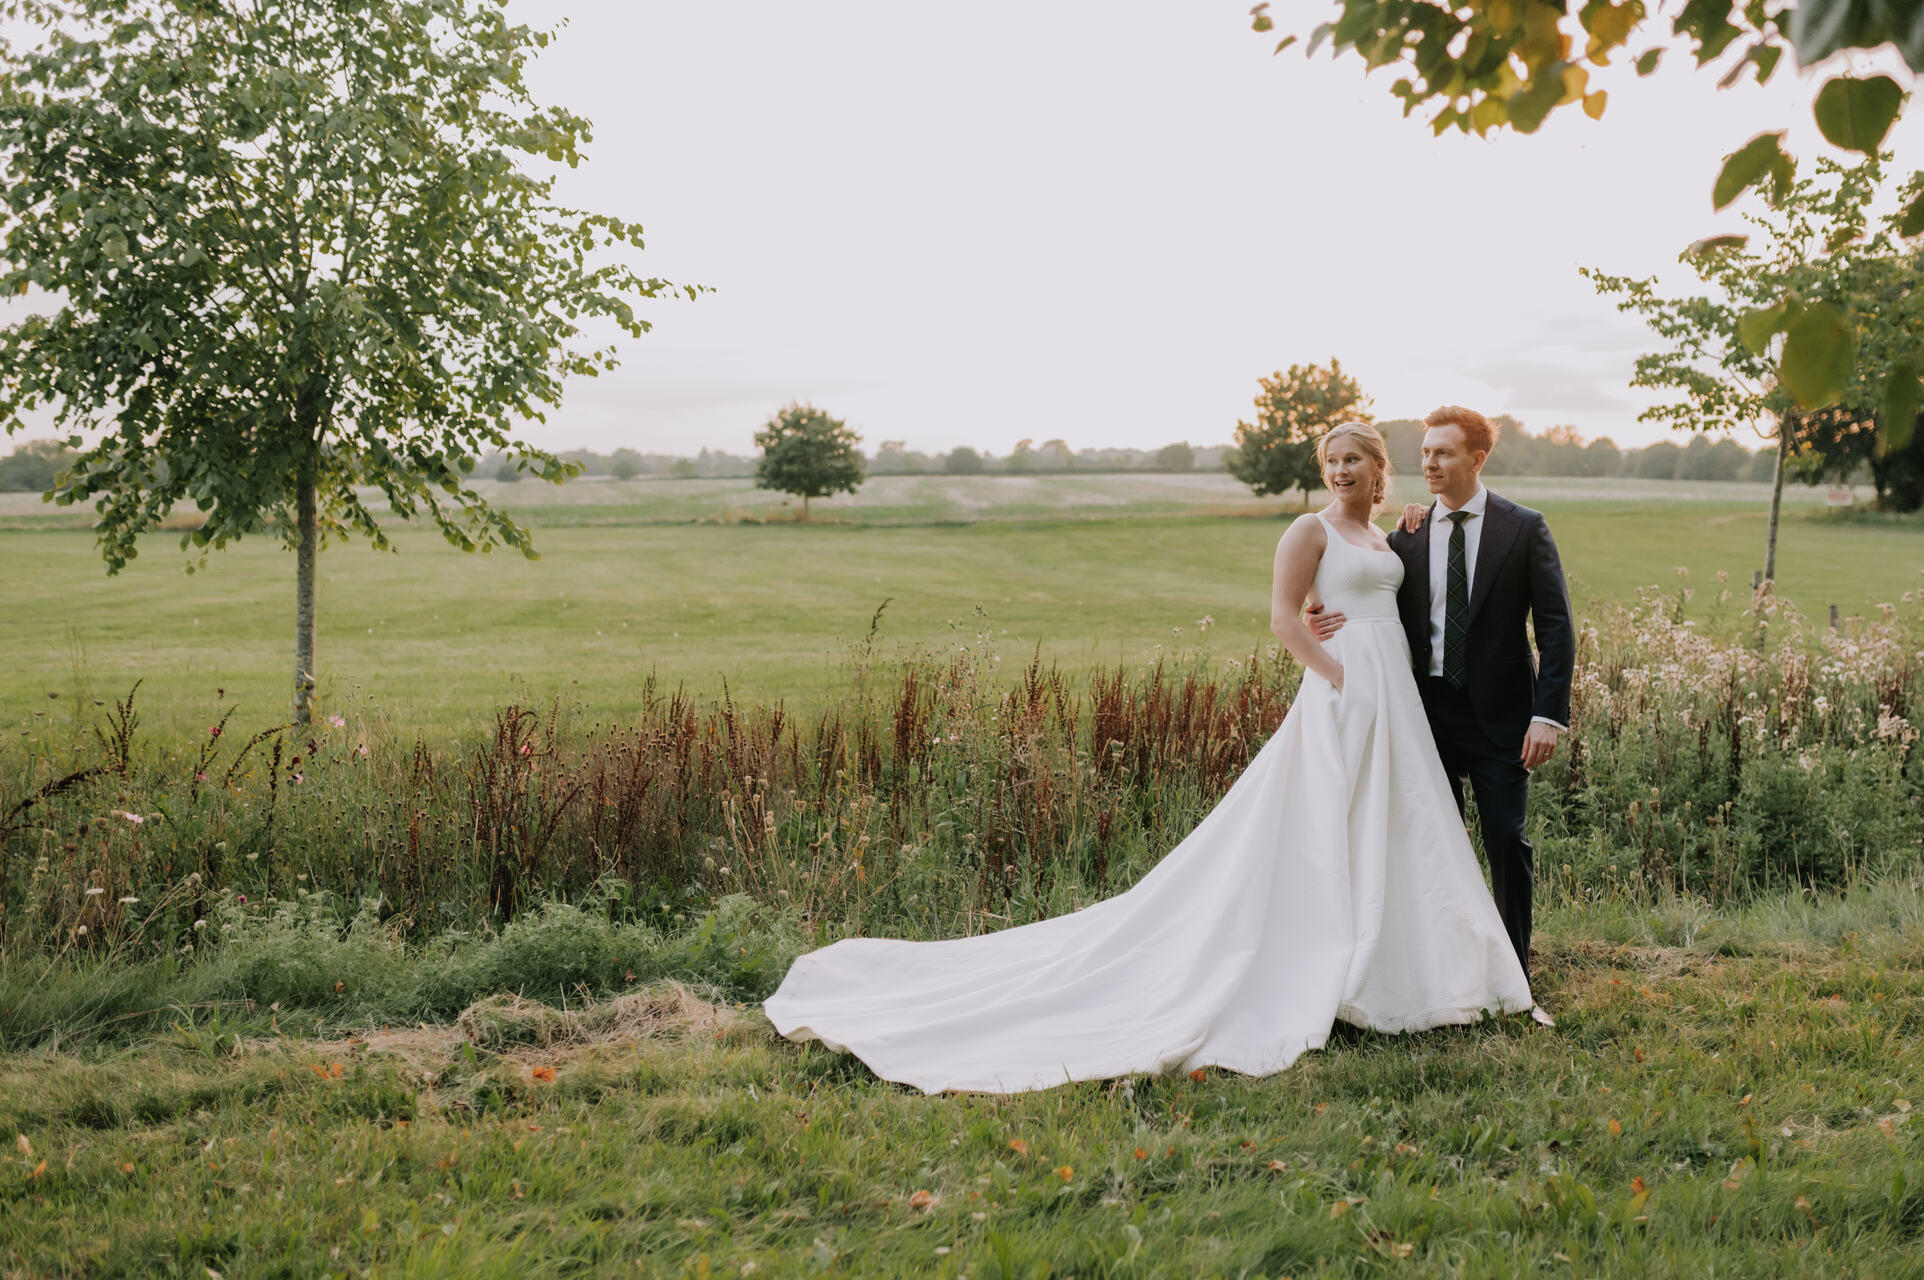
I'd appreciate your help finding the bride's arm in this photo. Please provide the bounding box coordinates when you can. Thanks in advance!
[1269,518,1345,693]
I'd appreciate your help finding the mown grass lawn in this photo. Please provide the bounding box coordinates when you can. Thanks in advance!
[3,475,1919,740]
[3,888,1922,1278]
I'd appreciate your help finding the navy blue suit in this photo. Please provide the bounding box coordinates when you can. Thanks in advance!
[1385,491,1574,978]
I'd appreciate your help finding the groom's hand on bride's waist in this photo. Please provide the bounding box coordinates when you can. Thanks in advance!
[1304,602,1346,640]
[1521,721,1561,769]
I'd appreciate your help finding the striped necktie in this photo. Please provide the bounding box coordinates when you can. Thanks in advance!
[1444,510,1471,688]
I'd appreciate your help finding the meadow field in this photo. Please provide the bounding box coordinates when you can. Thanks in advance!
[4,472,1922,1278]
[1,473,1916,738]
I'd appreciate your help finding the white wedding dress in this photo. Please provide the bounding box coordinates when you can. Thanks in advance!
[762,513,1536,1093]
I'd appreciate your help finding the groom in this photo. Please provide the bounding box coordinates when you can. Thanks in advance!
[1311,405,1574,980]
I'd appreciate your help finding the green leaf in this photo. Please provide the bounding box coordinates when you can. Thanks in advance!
[1778,301,1856,409]
[1712,131,1788,210]
[1899,190,1924,238]
[1883,360,1920,451]
[1635,48,1664,75]
[1685,233,1749,255]
[1274,34,1297,54]
[1737,300,1789,354]
[1812,75,1905,154]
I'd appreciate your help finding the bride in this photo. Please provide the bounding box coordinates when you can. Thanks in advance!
[761,422,1540,1094]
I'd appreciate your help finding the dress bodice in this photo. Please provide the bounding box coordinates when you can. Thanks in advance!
[1312,512,1404,621]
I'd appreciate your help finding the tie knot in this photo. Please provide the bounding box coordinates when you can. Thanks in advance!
[1446,509,1471,527]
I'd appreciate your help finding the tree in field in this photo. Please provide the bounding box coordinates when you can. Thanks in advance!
[1253,0,1924,446]
[0,0,699,723]
[0,438,74,492]
[944,445,986,475]
[752,403,865,521]
[1155,441,1195,472]
[1226,360,1371,507]
[1584,156,1924,584]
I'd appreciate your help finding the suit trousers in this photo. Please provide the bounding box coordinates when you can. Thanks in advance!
[1419,676,1533,978]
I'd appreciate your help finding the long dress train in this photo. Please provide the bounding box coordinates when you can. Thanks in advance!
[761,513,1536,1094]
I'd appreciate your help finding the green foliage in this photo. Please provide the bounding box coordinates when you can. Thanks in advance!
[943,444,986,475]
[1154,440,1195,472]
[1262,1,1924,444]
[1811,74,1907,154]
[0,0,699,716]
[1225,359,1370,503]
[1583,156,1924,509]
[0,437,73,492]
[751,402,865,518]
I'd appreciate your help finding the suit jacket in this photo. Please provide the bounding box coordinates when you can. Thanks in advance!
[1385,490,1575,752]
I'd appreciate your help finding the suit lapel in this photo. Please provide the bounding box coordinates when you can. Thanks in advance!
[1415,500,1436,609]
[1467,493,1519,624]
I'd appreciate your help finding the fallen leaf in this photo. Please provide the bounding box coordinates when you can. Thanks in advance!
[334,980,345,993]
[1392,1242,1414,1258]
[1054,1165,1074,1181]
[329,1062,343,1079]
[1879,1117,1898,1139]
[1188,1068,1207,1083]
[531,1065,556,1083]
[1896,1099,1913,1113]
[118,1162,134,1174]
[1329,1201,1351,1220]
[1395,1142,1418,1155]
[30,1160,46,1180]
[1631,1176,1648,1195]
[1633,1047,1644,1063]
[1736,1094,1752,1107]
[1239,1141,1255,1151]
[1007,1139,1030,1156]
[1554,1252,1573,1263]
[1266,1159,1289,1173]
[1608,1118,1622,1136]
[908,1189,934,1211]
[1133,1148,1147,1160]
[14,1135,27,1156]
[308,1063,330,1080]
[1314,1102,1330,1116]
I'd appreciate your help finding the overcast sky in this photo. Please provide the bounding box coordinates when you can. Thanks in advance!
[505,1,1921,456]
[7,3,1922,458]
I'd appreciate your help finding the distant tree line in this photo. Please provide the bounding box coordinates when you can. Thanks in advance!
[5,426,1861,495]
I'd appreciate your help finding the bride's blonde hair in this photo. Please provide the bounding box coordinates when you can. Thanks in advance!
[1316,420,1391,508]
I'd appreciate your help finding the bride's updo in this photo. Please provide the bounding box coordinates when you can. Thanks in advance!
[1316,420,1392,508]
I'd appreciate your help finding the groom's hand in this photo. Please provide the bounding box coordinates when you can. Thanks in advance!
[1396,503,1428,534]
[1304,602,1346,640]
[1521,722,1560,769]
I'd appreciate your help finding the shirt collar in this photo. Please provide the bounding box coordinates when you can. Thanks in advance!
[1436,484,1489,519]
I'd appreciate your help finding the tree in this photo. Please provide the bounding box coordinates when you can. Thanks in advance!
[0,0,699,722]
[1580,437,1622,478]
[610,449,644,481]
[1253,0,1924,446]
[1154,441,1195,472]
[0,438,74,492]
[944,445,985,475]
[1584,156,1924,580]
[1226,359,1371,506]
[753,402,864,520]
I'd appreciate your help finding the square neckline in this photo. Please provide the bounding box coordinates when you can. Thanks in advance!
[1315,510,1397,557]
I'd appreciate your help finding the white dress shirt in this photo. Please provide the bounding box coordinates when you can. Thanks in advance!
[1425,484,1565,732]
[1426,485,1487,678]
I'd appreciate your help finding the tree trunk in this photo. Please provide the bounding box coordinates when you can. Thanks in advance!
[293,464,317,725]
[801,494,810,523]
[1764,414,1791,586]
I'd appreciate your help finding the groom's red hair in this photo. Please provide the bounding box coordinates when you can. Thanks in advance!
[1425,405,1498,457]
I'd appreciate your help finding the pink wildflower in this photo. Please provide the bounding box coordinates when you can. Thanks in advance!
[208,725,222,738]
